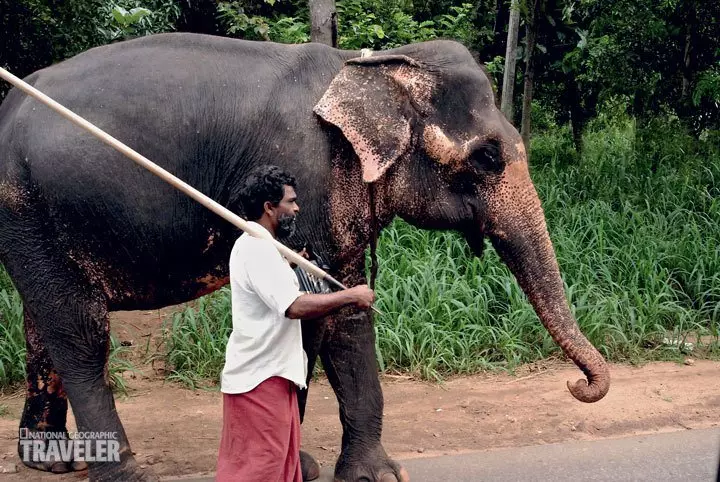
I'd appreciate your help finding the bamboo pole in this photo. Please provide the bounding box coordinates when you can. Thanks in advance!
[0,67,381,314]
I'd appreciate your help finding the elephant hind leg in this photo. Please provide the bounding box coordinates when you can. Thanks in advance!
[18,309,87,473]
[2,208,154,480]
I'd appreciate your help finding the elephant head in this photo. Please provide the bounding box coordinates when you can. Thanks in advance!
[314,40,609,403]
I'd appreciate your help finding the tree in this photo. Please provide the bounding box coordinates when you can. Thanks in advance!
[500,0,520,122]
[520,0,541,153]
[309,0,337,47]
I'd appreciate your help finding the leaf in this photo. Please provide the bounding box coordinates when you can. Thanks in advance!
[112,6,129,26]
[576,29,588,50]
[129,7,152,23]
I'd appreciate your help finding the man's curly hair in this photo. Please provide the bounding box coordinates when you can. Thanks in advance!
[239,165,297,221]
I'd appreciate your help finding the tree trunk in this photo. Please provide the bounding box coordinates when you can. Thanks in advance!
[680,0,696,102]
[521,0,541,158]
[309,0,338,47]
[490,0,510,59]
[500,0,520,122]
[568,82,584,156]
[680,0,698,127]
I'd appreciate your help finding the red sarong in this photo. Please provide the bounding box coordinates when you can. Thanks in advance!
[216,376,302,482]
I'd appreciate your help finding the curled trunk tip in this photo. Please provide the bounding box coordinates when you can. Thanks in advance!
[566,372,610,403]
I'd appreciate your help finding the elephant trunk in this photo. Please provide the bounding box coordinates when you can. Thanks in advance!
[483,162,610,403]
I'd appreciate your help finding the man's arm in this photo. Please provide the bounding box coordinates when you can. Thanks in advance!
[285,285,374,320]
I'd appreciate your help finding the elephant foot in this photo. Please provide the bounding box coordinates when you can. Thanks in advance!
[22,458,88,474]
[333,445,409,482]
[301,449,321,481]
[89,456,159,482]
[18,431,88,473]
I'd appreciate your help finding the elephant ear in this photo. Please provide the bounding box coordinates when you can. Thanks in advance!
[314,54,436,183]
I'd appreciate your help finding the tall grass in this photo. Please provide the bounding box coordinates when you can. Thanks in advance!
[0,117,718,387]
[0,269,24,387]
[162,117,719,383]
[161,294,233,388]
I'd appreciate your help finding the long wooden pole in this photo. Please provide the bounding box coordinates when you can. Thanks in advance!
[0,67,381,313]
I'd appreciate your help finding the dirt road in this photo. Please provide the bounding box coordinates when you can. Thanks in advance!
[0,309,718,480]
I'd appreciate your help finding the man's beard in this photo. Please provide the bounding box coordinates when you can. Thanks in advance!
[277,213,297,239]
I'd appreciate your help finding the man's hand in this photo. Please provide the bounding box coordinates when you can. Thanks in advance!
[347,284,375,310]
[285,283,376,320]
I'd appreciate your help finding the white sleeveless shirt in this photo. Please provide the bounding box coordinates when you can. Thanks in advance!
[221,222,307,393]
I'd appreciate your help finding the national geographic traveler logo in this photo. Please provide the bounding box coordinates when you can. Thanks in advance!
[19,429,120,463]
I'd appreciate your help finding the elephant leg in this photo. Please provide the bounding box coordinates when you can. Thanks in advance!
[2,215,153,481]
[297,317,327,482]
[18,309,87,473]
[23,288,151,481]
[317,264,408,482]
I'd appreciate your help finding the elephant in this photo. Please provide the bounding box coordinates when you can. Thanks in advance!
[0,33,610,481]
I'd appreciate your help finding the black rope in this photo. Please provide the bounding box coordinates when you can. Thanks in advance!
[368,183,379,291]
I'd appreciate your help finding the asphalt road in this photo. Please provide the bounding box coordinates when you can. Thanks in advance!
[175,428,720,482]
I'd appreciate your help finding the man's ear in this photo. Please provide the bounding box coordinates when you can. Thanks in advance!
[263,201,274,216]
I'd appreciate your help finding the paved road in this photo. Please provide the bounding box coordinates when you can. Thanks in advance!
[174,428,720,481]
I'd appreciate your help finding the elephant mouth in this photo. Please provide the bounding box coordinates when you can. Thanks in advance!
[463,198,487,258]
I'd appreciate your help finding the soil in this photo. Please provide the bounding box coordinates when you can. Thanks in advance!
[0,308,719,480]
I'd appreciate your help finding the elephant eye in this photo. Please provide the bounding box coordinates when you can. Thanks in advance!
[469,140,503,174]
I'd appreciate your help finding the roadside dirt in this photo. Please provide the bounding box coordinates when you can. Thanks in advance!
[0,308,718,480]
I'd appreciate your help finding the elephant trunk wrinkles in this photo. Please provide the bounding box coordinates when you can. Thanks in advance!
[486,164,610,403]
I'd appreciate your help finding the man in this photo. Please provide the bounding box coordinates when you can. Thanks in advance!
[217,165,375,481]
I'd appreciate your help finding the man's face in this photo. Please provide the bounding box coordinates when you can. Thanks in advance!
[270,185,299,239]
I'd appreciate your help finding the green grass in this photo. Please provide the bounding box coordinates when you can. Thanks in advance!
[0,269,24,387]
[0,116,718,387]
[160,294,233,389]
[162,117,719,383]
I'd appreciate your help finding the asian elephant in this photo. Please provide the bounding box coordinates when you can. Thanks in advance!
[0,33,609,481]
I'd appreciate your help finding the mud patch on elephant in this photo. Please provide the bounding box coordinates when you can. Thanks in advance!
[0,181,30,212]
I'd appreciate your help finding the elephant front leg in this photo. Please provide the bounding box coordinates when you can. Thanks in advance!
[319,308,408,482]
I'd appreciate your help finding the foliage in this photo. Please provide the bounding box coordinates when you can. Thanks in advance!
[218,1,310,43]
[693,63,720,106]
[98,2,180,42]
[215,0,477,49]
[218,1,272,40]
[0,0,180,99]
[528,0,720,135]
[336,0,477,49]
